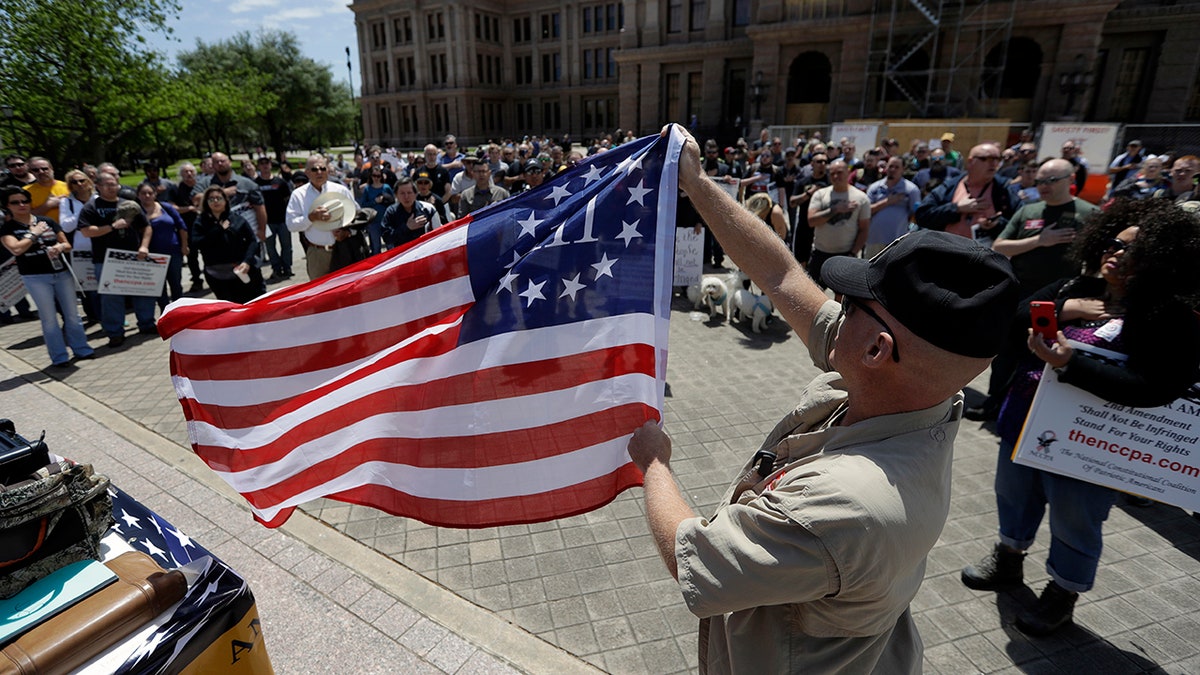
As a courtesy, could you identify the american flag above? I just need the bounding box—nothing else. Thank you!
[158,128,684,528]
[98,487,262,674]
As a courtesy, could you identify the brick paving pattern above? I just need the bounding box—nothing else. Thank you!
[2,252,1198,673]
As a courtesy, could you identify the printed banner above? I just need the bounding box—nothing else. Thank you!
[1014,342,1200,510]
[673,227,704,286]
[98,249,169,297]
[72,251,98,292]
[0,259,26,312]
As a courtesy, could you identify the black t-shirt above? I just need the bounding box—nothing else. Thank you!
[255,175,293,224]
[1006,200,1086,296]
[793,174,831,228]
[77,198,148,261]
[746,164,781,195]
[1,216,64,275]
[168,181,199,227]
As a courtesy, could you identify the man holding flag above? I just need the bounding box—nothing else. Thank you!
[627,127,1019,673]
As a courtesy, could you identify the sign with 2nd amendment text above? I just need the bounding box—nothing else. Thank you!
[1014,342,1200,511]
[98,249,168,297]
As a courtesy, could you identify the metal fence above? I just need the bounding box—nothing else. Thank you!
[1120,124,1200,160]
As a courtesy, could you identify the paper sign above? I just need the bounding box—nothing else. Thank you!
[97,249,169,297]
[0,258,27,312]
[71,251,97,292]
[1038,123,1121,175]
[1014,342,1200,510]
[830,124,880,151]
[673,227,704,286]
[712,177,740,202]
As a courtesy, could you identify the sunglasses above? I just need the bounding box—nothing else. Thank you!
[68,178,87,185]
[1104,238,1129,255]
[7,161,25,168]
[1035,175,1071,186]
[308,166,329,172]
[843,297,901,362]
[7,198,31,206]
[30,166,52,173]
[207,196,226,203]
[971,155,1002,162]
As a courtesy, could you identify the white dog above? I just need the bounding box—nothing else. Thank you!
[686,275,730,320]
[731,288,774,333]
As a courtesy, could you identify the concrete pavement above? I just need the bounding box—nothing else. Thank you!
[2,253,1199,673]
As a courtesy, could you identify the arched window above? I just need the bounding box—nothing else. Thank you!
[983,37,1043,98]
[787,51,832,104]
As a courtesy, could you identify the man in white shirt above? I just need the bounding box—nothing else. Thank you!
[807,159,871,288]
[286,155,354,280]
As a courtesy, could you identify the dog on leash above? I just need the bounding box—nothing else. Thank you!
[731,288,774,333]
[686,275,730,320]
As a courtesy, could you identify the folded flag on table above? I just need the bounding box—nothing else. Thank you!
[158,127,685,528]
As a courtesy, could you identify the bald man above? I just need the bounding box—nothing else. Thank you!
[993,158,1099,298]
[966,158,1101,422]
[629,125,1018,673]
[915,142,1013,241]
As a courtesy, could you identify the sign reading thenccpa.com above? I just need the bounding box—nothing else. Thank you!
[1014,342,1200,511]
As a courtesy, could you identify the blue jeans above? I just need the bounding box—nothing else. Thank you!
[23,271,94,364]
[367,219,383,255]
[95,262,156,338]
[994,439,1117,592]
[264,221,293,275]
[158,252,183,311]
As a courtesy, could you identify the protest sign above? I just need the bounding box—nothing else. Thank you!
[97,249,169,297]
[712,176,740,202]
[71,251,97,292]
[1014,342,1200,511]
[673,227,704,286]
[1037,123,1120,175]
[0,259,26,312]
[830,124,880,151]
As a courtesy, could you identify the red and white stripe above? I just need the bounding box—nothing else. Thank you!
[160,218,660,528]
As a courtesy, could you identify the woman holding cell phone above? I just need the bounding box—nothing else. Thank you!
[0,186,95,367]
[961,198,1200,636]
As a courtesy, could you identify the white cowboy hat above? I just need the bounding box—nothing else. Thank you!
[308,191,358,231]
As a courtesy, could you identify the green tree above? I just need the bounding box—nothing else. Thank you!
[178,30,357,157]
[0,0,192,165]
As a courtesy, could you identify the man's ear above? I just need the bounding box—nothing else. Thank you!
[862,333,894,367]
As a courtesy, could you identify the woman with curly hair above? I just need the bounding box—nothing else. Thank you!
[961,198,1200,636]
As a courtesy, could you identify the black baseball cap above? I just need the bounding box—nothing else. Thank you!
[821,231,1019,358]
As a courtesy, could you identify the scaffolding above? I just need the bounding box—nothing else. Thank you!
[860,0,1017,119]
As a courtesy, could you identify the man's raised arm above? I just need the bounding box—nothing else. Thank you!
[670,126,828,346]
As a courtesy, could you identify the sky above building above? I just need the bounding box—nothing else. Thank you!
[144,0,361,92]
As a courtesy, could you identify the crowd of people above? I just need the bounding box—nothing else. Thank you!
[3,123,1200,669]
[0,131,632,363]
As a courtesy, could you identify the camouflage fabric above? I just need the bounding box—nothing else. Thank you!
[0,461,114,598]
